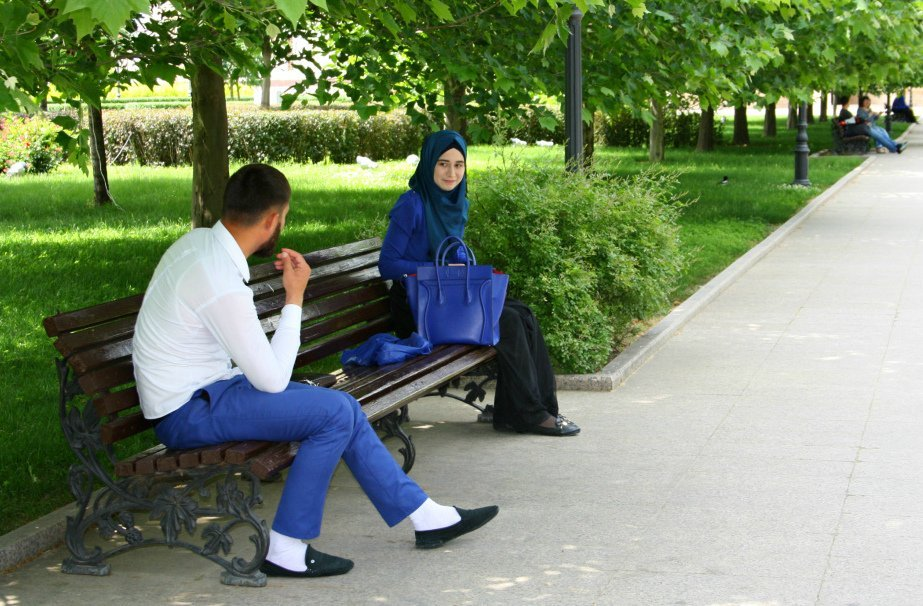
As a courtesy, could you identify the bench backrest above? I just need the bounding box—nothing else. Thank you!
[44,237,391,449]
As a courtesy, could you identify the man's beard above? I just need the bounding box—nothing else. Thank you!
[254,222,282,258]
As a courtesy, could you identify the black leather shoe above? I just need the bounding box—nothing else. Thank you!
[415,506,499,549]
[260,544,354,577]
[524,415,580,436]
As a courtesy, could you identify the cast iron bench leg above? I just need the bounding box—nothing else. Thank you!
[376,408,415,473]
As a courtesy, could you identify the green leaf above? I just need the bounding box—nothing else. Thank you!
[426,0,454,21]
[274,0,308,26]
[68,8,96,40]
[52,115,79,130]
[309,0,328,9]
[379,11,400,35]
[538,114,558,131]
[61,0,148,36]
[531,20,559,53]
[222,10,237,31]
[394,1,417,22]
[266,23,281,40]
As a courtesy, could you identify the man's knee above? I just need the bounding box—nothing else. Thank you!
[321,389,363,435]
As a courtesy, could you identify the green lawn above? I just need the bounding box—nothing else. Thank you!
[0,118,904,535]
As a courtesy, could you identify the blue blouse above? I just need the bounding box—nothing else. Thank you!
[379,190,467,281]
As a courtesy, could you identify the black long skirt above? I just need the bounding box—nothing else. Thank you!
[389,281,558,430]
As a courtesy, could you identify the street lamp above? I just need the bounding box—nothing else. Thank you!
[565,7,583,171]
[793,101,811,187]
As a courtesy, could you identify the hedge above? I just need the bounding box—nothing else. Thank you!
[599,108,723,148]
[98,108,427,166]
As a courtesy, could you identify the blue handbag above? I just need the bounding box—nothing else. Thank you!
[405,236,508,346]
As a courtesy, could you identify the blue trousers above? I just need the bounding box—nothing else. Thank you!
[154,376,428,539]
[869,125,898,152]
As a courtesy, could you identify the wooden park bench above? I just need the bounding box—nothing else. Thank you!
[43,236,496,587]
[831,118,871,155]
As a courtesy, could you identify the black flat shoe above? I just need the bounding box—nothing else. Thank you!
[524,415,580,436]
[260,544,354,577]
[415,505,499,549]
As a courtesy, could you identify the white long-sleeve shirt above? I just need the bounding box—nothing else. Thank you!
[133,221,302,419]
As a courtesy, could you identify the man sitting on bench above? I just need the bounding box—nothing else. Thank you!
[132,163,498,579]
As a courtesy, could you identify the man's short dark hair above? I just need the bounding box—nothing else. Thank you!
[222,164,291,225]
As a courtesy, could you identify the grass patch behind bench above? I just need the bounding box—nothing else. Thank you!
[0,118,901,535]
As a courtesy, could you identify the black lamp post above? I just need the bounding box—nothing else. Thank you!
[564,7,583,171]
[885,92,892,133]
[793,101,811,186]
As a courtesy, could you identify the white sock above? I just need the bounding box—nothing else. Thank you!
[408,498,461,531]
[267,529,307,571]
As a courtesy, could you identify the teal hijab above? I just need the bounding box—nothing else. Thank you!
[409,130,469,257]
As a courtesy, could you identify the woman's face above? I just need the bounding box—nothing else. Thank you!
[861,98,871,108]
[433,148,466,192]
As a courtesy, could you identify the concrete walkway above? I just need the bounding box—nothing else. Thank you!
[4,125,922,605]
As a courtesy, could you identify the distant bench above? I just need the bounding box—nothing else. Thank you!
[831,119,871,155]
[43,236,495,587]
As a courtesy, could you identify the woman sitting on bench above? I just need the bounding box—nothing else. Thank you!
[379,130,581,437]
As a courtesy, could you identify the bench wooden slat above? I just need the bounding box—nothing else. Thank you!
[155,451,181,472]
[362,348,497,422]
[135,446,170,475]
[100,411,153,444]
[249,442,296,480]
[347,345,474,402]
[78,362,134,398]
[68,339,132,376]
[250,251,381,300]
[94,388,139,417]
[43,293,145,338]
[253,266,383,317]
[224,441,274,464]
[52,315,136,358]
[66,282,388,383]
[248,238,383,283]
[114,444,167,477]
[258,284,387,334]
[178,443,234,468]
[293,317,392,369]
[44,240,384,339]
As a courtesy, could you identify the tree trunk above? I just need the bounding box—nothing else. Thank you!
[444,78,468,139]
[191,63,229,228]
[88,105,112,205]
[732,103,750,145]
[696,105,715,152]
[819,92,828,121]
[787,103,797,129]
[763,102,777,137]
[261,37,272,108]
[806,97,815,123]
[649,98,665,162]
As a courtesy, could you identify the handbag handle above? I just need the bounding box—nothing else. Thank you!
[435,236,477,267]
[433,236,474,304]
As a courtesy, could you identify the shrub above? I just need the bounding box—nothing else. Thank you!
[0,114,65,174]
[465,161,686,373]
[99,107,426,167]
